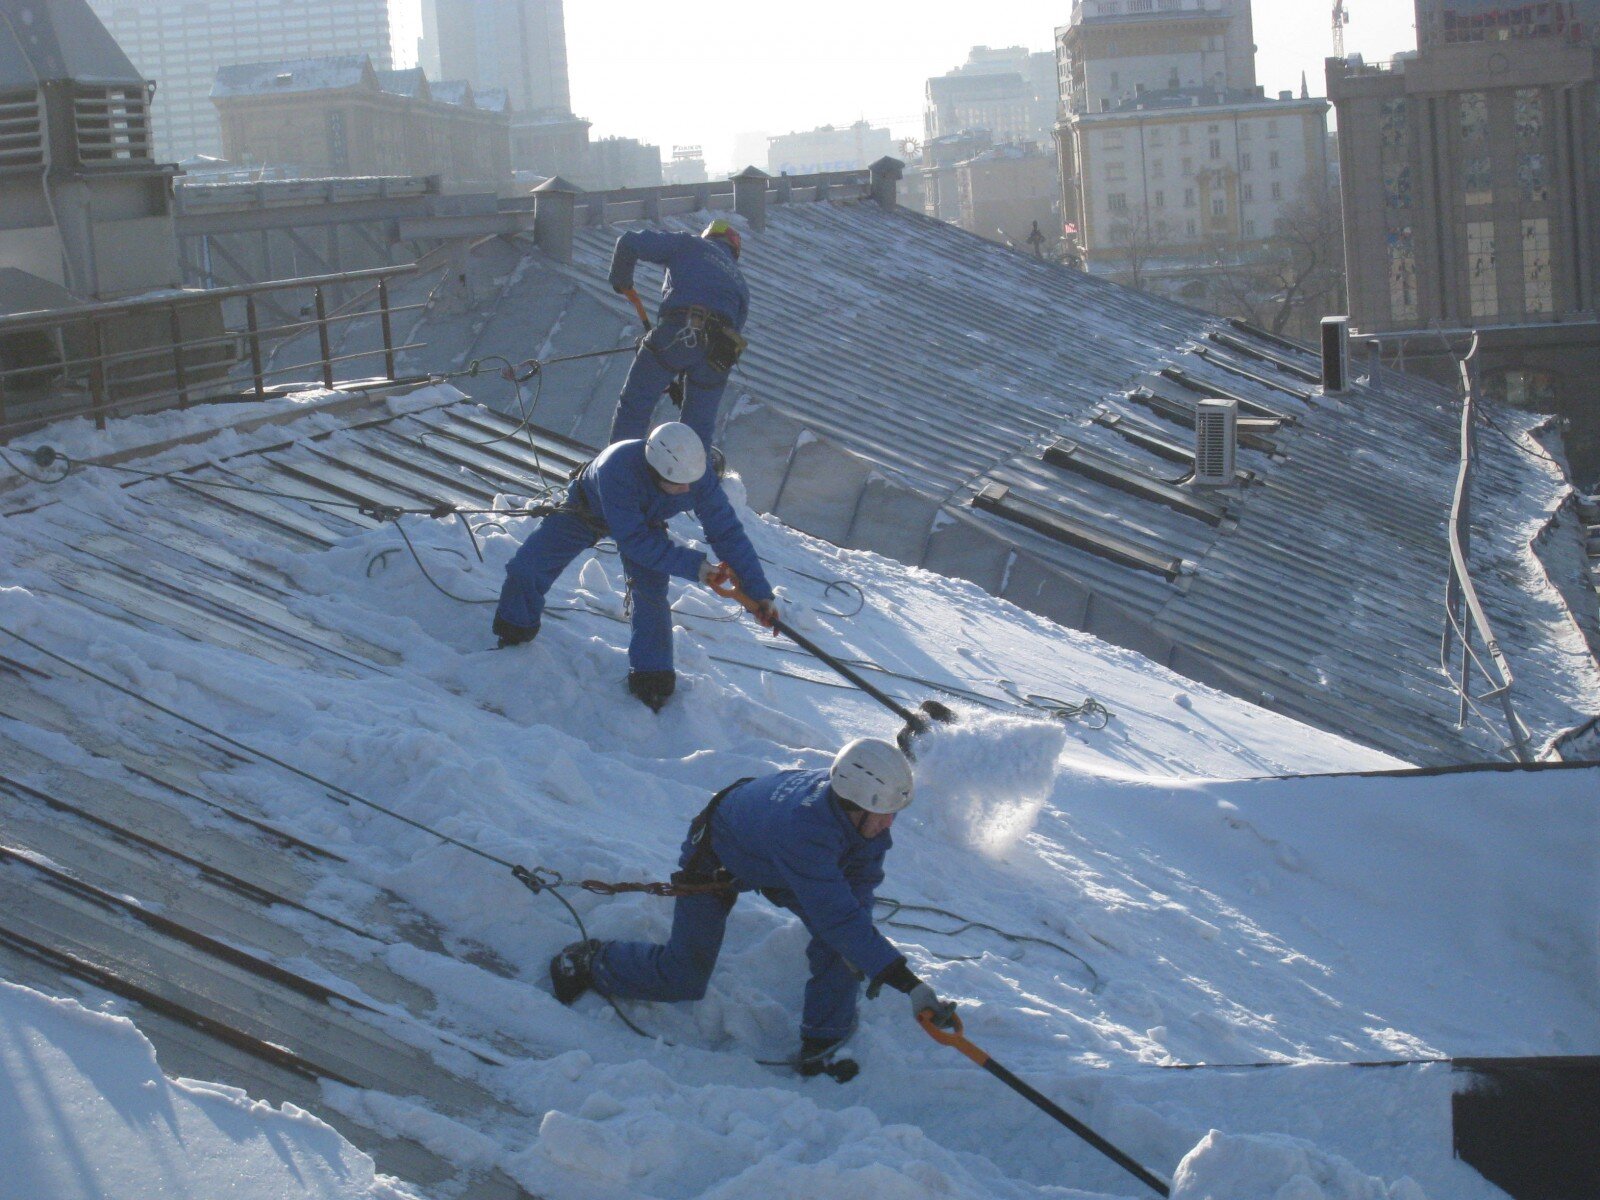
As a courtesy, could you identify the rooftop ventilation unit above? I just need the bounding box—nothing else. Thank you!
[1193,398,1238,486]
[1321,316,1350,393]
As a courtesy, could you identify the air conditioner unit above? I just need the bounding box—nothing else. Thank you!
[1193,398,1237,486]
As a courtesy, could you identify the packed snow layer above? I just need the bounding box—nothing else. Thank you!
[1,398,1594,1200]
[0,981,418,1200]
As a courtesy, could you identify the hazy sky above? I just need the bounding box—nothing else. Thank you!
[391,1,1419,172]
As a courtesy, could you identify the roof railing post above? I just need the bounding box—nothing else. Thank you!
[315,285,334,389]
[245,294,265,399]
[378,278,396,381]
[732,166,770,232]
[168,303,191,409]
[87,317,108,431]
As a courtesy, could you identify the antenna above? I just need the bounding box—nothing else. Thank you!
[1333,0,1349,56]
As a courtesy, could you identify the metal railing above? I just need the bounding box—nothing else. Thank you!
[1440,334,1536,761]
[0,264,422,438]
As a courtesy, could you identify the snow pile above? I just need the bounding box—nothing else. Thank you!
[910,708,1066,856]
[0,981,417,1200]
[1172,1131,1427,1200]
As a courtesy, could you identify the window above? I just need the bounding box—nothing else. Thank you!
[1268,151,1280,170]
[1241,183,1254,202]
[1388,227,1418,321]
[1148,128,1166,147]
[1240,151,1252,171]
[1154,190,1166,208]
[1186,218,1198,237]
[1182,156,1194,175]
[1271,182,1282,201]
[1522,218,1552,313]
[1184,187,1196,208]
[1107,192,1129,213]
[1239,123,1253,142]
[1267,120,1279,139]
[1211,196,1226,216]
[1106,161,1126,182]
[1209,138,1222,160]
[1468,221,1498,318]
[1516,89,1548,202]
[1460,92,1492,205]
[1103,130,1125,151]
[1151,159,1165,179]
[1207,123,1220,134]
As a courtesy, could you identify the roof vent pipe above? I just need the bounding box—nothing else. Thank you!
[1193,399,1238,486]
[1321,315,1350,393]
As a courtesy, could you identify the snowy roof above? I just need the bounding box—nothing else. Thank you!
[0,388,1596,1198]
[474,86,511,114]
[211,56,374,100]
[351,199,1598,765]
[376,66,429,100]
[430,80,474,107]
[0,0,145,89]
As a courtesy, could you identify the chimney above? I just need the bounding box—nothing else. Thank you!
[533,176,582,265]
[1321,316,1351,393]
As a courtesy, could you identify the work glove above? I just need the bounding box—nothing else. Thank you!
[698,559,732,588]
[908,982,958,1031]
[753,599,781,633]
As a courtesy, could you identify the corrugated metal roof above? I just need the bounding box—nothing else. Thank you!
[295,196,1599,763]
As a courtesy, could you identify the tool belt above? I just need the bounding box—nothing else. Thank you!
[672,776,753,889]
[663,306,748,375]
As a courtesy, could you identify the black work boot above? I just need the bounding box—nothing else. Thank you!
[549,939,602,1005]
[796,1035,859,1083]
[493,617,540,648]
[627,670,676,712]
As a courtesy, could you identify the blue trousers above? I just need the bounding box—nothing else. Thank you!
[495,510,676,672]
[592,888,863,1042]
[609,320,730,448]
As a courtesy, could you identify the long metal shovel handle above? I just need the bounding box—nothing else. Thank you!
[707,569,925,729]
[917,1013,1172,1198]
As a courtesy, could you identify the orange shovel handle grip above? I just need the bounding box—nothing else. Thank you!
[624,288,652,331]
[917,1011,988,1066]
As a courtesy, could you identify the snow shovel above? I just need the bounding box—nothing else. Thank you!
[917,1013,1171,1197]
[708,570,954,750]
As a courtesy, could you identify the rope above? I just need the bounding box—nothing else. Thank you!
[874,898,1101,988]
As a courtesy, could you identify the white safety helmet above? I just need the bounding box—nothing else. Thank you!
[644,422,707,484]
[830,738,914,814]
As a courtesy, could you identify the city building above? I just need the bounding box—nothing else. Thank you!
[586,136,662,190]
[420,0,568,116]
[87,0,392,163]
[955,145,1060,249]
[925,45,1057,146]
[923,130,993,223]
[211,56,510,193]
[1055,0,1333,326]
[768,121,895,177]
[1328,0,1600,483]
[663,146,709,186]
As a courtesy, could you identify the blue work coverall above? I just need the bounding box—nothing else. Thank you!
[494,440,772,673]
[592,770,903,1042]
[609,230,750,448]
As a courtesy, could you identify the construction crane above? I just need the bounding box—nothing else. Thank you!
[1333,0,1350,57]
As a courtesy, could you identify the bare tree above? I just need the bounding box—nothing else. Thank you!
[1211,183,1345,339]
[1107,211,1169,291]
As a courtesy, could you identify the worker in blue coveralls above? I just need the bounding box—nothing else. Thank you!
[493,422,778,711]
[608,218,749,449]
[549,739,960,1079]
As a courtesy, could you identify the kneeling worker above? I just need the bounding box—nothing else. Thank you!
[493,421,778,710]
[550,738,959,1077]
